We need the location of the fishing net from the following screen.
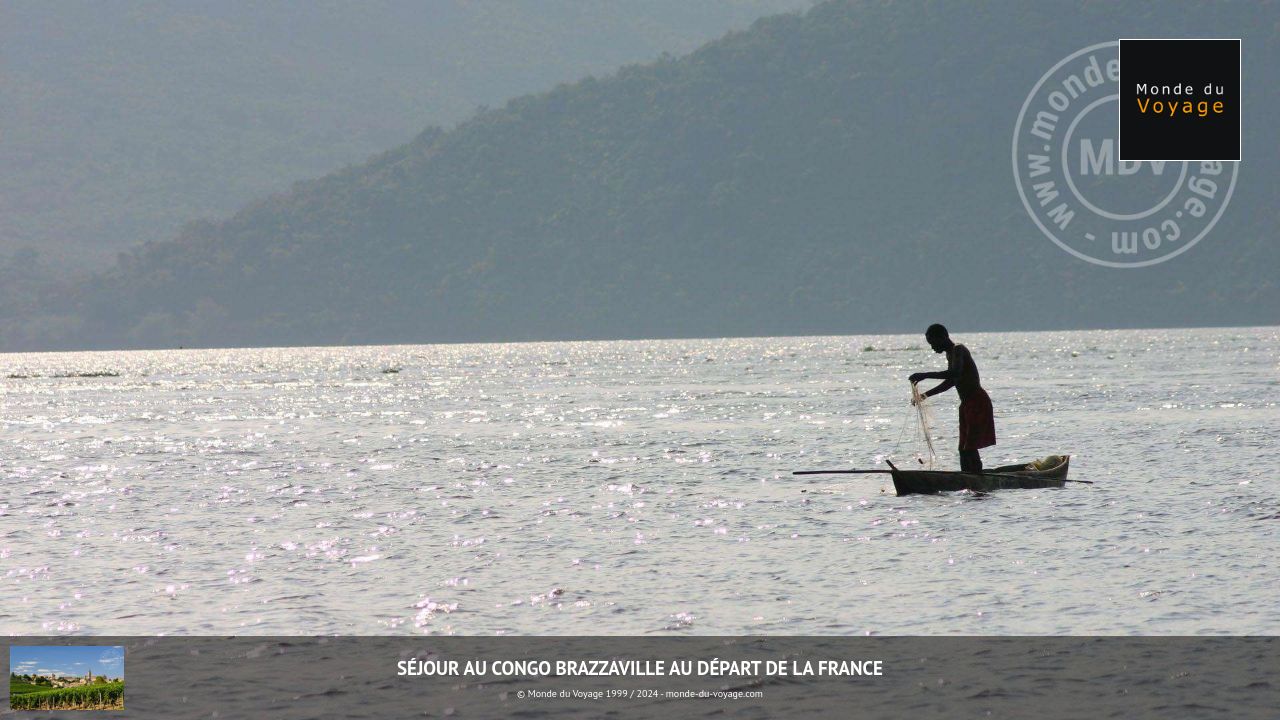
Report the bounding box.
[910,382,937,470]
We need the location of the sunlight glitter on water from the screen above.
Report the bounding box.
[1,327,1278,635]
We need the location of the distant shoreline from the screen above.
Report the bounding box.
[1,322,1275,357]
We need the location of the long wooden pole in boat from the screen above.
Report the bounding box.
[794,458,898,475]
[793,461,1093,483]
[792,469,892,475]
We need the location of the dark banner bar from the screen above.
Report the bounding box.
[4,637,1277,718]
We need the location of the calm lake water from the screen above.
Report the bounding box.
[2,327,1277,635]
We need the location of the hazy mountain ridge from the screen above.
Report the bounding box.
[5,0,1277,350]
[0,1,810,270]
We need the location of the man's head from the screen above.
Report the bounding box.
[925,323,950,353]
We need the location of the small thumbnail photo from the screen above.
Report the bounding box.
[9,646,124,711]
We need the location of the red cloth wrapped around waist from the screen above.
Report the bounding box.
[958,388,996,450]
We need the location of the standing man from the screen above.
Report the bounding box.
[908,324,995,472]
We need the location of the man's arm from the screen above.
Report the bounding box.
[923,378,954,398]
[910,348,965,397]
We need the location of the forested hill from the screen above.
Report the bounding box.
[1,1,809,269]
[7,0,1278,350]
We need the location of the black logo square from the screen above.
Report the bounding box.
[1119,39,1240,161]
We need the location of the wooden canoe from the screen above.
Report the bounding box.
[890,455,1070,496]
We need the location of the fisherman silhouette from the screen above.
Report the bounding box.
[908,324,995,472]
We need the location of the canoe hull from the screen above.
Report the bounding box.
[891,456,1070,495]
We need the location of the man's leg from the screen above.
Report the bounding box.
[959,449,982,473]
